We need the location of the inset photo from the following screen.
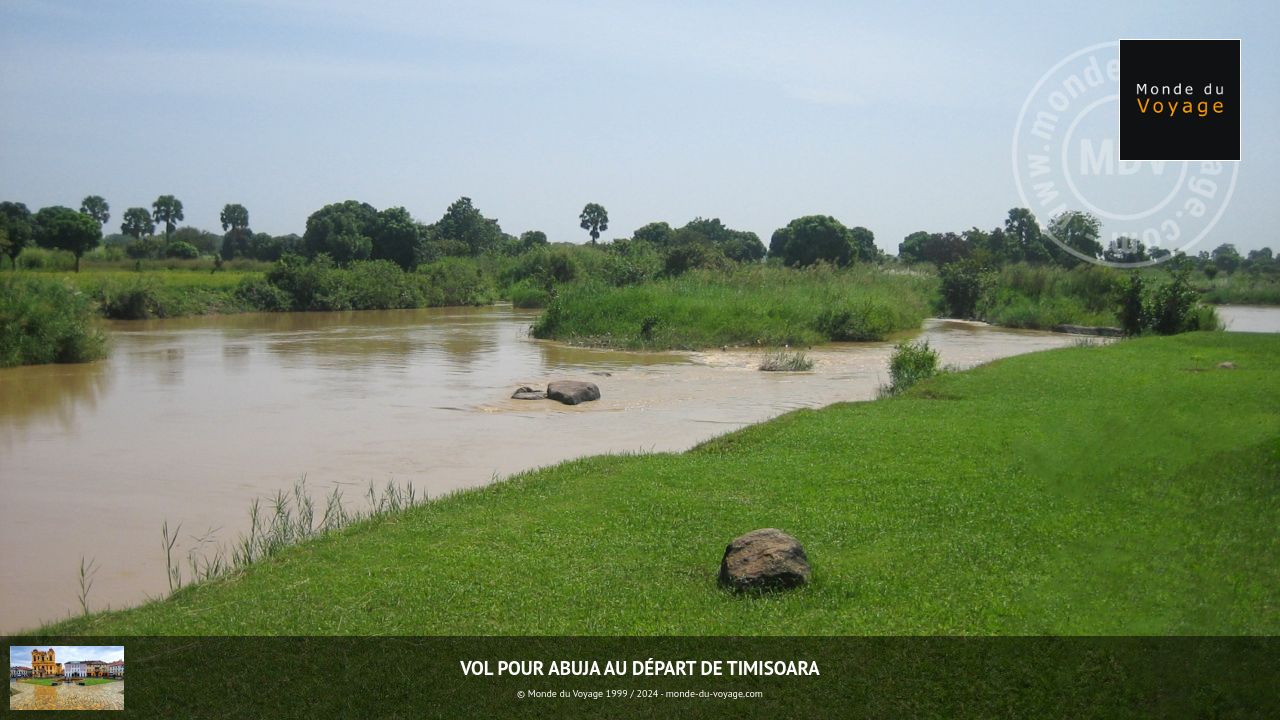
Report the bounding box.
[9,646,124,711]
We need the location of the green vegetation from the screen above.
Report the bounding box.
[533,264,936,349]
[758,349,813,372]
[38,332,1278,635]
[884,339,940,395]
[0,275,106,367]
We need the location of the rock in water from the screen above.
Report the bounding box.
[511,386,547,400]
[718,528,810,592]
[546,380,601,405]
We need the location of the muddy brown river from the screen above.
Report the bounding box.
[0,306,1152,632]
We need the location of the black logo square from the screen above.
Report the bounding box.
[1120,39,1240,161]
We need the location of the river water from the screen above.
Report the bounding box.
[4,304,1271,632]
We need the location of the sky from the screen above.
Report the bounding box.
[1,0,1276,253]
[10,645,124,666]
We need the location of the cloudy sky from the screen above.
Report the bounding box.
[1,0,1275,252]
[9,645,124,666]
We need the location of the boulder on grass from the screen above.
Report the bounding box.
[718,528,810,592]
[546,380,600,405]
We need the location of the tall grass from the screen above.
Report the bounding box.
[162,478,426,594]
[0,275,107,366]
[759,349,814,371]
[533,263,937,349]
[977,263,1123,329]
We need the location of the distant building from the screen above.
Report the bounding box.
[11,666,33,678]
[31,649,62,678]
[107,660,124,678]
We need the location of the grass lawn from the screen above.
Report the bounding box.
[40,332,1279,635]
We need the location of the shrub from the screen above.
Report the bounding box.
[814,301,897,341]
[509,278,551,308]
[94,276,163,319]
[939,260,991,318]
[419,257,495,306]
[886,340,940,395]
[16,246,76,271]
[0,275,106,366]
[345,260,426,310]
[1148,264,1205,335]
[759,349,814,372]
[235,277,292,312]
[165,240,200,259]
[1119,272,1145,336]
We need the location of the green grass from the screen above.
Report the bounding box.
[1199,273,1280,305]
[533,264,937,349]
[758,349,814,371]
[38,332,1278,636]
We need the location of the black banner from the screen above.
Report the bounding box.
[7,636,1278,718]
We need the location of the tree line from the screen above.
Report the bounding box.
[3,193,1273,278]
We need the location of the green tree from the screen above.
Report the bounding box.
[121,207,155,239]
[433,197,504,256]
[1046,211,1102,266]
[632,221,675,248]
[1211,243,1242,275]
[303,200,378,264]
[79,195,110,227]
[681,217,765,262]
[849,226,878,263]
[370,206,424,270]
[1002,208,1050,264]
[579,203,609,245]
[220,203,252,260]
[152,195,184,240]
[518,230,548,253]
[0,201,33,269]
[34,205,101,272]
[770,215,859,267]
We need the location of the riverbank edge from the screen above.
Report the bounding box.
[24,331,1279,636]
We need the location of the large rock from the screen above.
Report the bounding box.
[718,528,810,592]
[511,386,546,400]
[546,380,601,405]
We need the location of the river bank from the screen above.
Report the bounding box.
[31,331,1279,635]
[0,307,1085,633]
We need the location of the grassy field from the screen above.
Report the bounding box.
[38,331,1278,636]
[533,264,937,349]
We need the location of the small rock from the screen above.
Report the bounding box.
[546,380,601,405]
[1218,361,1237,370]
[718,528,810,592]
[589,371,613,377]
[511,386,547,400]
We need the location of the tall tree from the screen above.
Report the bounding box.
[121,207,155,239]
[518,230,548,253]
[80,195,110,227]
[632,221,674,248]
[152,195,184,240]
[0,201,33,269]
[769,215,857,267]
[303,200,377,263]
[433,197,503,256]
[370,206,424,270]
[220,203,252,260]
[34,205,101,272]
[579,203,609,245]
[1046,211,1103,265]
[849,226,879,262]
[1003,208,1049,264]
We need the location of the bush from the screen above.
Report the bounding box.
[759,349,814,372]
[1119,272,1145,336]
[814,301,898,341]
[165,240,200,259]
[419,257,495,306]
[939,260,991,319]
[235,277,292,312]
[886,340,940,395]
[94,275,163,319]
[1148,264,1213,335]
[509,278,551,308]
[16,246,76,271]
[345,260,427,310]
[0,275,107,366]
